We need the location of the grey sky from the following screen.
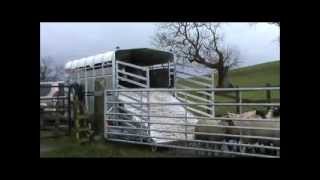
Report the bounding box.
[40,22,279,67]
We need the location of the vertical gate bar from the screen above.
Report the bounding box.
[104,90,108,139]
[146,68,155,149]
[211,71,215,117]
[115,62,119,93]
[112,58,117,90]
[139,90,143,142]
[85,67,88,112]
[146,67,150,88]
[115,62,119,127]
[168,61,170,87]
[147,90,150,137]
[112,91,117,126]
[93,65,96,78]
[184,99,187,141]
[92,71,95,114]
[239,90,242,114]
[174,58,177,97]
[146,68,150,142]
[183,89,188,149]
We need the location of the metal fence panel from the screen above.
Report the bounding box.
[104,87,280,158]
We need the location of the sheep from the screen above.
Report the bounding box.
[194,119,231,157]
[226,109,280,155]
[193,108,280,157]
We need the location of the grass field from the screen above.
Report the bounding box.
[40,134,174,157]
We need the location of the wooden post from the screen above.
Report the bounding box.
[266,83,271,110]
[236,85,241,114]
[206,86,211,115]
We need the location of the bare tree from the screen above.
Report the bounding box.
[152,23,240,87]
[40,57,64,82]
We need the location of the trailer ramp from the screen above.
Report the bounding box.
[117,91,198,144]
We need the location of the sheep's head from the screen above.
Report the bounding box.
[265,107,280,119]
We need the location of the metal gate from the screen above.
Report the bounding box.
[40,83,73,136]
[104,87,280,158]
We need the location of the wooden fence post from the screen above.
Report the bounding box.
[206,91,211,115]
[236,85,241,114]
[266,83,271,110]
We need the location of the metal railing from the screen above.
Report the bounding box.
[115,60,175,89]
[116,60,150,90]
[175,67,215,117]
[40,84,73,135]
[104,87,280,158]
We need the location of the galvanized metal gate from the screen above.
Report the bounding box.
[104,87,280,158]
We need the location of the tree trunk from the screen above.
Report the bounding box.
[217,62,226,88]
[217,70,224,88]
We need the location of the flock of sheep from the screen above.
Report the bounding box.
[194,107,280,157]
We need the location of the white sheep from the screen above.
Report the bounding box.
[226,110,280,154]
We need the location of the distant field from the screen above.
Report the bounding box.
[176,60,280,116]
[228,60,280,87]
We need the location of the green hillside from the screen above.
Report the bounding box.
[228,60,280,87]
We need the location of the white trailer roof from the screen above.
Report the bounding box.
[65,48,173,71]
[65,51,115,70]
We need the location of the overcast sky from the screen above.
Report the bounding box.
[40,22,279,67]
